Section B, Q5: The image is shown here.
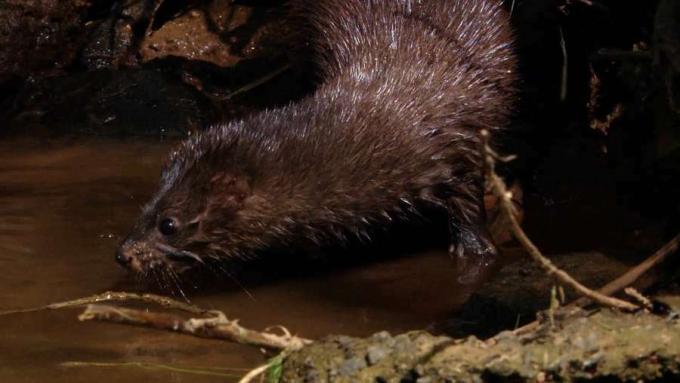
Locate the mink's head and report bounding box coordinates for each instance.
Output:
[116,139,254,278]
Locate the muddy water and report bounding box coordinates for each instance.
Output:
[0,138,473,382]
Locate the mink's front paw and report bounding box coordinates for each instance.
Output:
[450,226,498,285]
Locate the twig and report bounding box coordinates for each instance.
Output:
[591,48,653,62]
[0,291,207,316]
[78,304,311,351]
[238,352,285,383]
[499,230,680,339]
[559,28,568,102]
[1,290,308,381]
[570,231,680,307]
[561,0,609,15]
[598,232,680,295]
[61,361,245,378]
[238,363,271,383]
[144,0,165,38]
[625,288,654,311]
[225,64,291,100]
[481,129,639,312]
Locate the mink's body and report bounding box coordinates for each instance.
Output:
[116,0,516,281]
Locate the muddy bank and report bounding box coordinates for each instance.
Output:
[281,300,680,382]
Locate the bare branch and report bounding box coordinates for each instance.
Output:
[78,304,311,351]
[0,291,208,316]
[61,361,245,378]
[224,64,291,100]
[481,129,640,312]
[625,288,654,311]
[569,231,680,308]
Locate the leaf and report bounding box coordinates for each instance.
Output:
[266,354,285,383]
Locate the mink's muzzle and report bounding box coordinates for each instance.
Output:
[115,246,132,268]
[116,238,152,273]
[116,229,209,276]
[116,236,168,273]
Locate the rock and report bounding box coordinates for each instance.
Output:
[337,357,367,377]
[365,345,389,366]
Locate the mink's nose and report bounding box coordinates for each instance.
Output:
[115,246,133,268]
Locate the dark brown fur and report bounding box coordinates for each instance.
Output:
[117,0,516,281]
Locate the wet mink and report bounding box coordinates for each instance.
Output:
[116,0,516,283]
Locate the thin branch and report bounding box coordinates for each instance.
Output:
[144,0,165,38]
[238,362,274,383]
[481,129,639,312]
[559,27,568,102]
[560,1,609,17]
[571,231,680,307]
[225,64,291,100]
[61,361,245,378]
[625,288,654,311]
[1,289,309,382]
[78,304,311,351]
[591,48,653,62]
[498,230,680,339]
[238,353,285,383]
[0,291,207,316]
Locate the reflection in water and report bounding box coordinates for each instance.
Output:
[0,138,471,382]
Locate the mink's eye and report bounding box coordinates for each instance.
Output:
[159,217,179,236]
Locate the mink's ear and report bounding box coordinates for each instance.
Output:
[206,172,251,211]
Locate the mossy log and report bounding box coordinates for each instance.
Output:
[281,299,680,382]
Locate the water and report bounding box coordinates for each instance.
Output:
[0,137,472,382]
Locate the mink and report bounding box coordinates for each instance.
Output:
[116,0,516,284]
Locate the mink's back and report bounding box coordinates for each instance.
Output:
[260,1,511,192]
[298,0,515,120]
[171,0,515,231]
